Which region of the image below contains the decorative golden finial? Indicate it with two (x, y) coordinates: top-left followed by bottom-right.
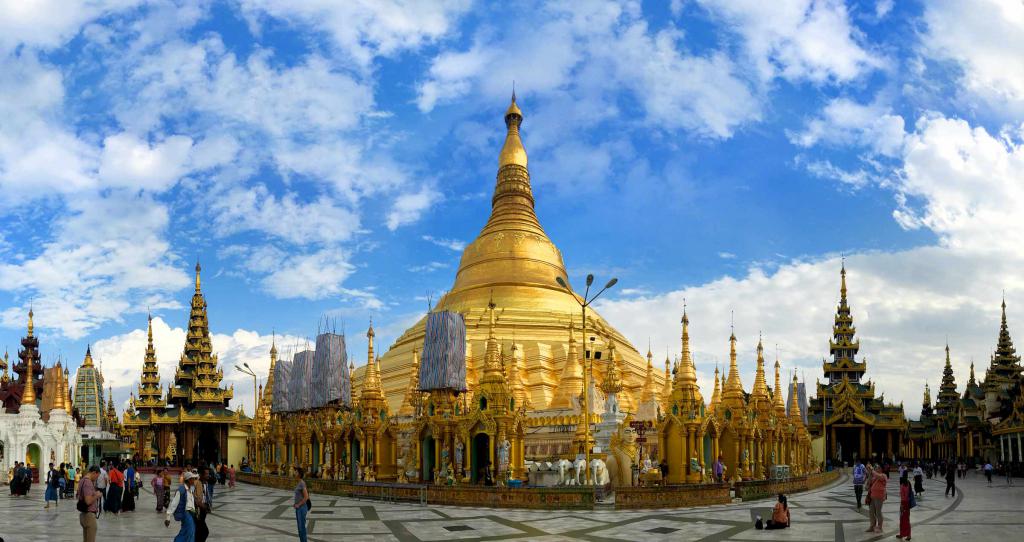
(53, 362), (66, 411)
(22, 353), (36, 404)
(499, 92), (527, 168)
(752, 334), (768, 401)
(789, 373), (802, 421)
(840, 259), (848, 303)
(773, 352), (786, 416)
(27, 307), (34, 338)
(195, 261), (202, 292)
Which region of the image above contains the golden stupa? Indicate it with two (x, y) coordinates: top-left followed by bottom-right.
(367, 95), (662, 432)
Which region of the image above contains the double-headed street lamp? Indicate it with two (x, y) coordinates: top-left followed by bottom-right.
(555, 273), (617, 484)
(236, 363), (260, 466)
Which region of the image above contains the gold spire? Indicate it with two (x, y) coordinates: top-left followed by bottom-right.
(83, 344), (94, 367)
(195, 261), (202, 292)
(773, 356), (786, 417)
(21, 352), (36, 404)
(398, 348), (421, 416)
(751, 335), (769, 403)
(969, 361), (976, 386)
(660, 354), (672, 410)
(550, 317), (584, 409)
(840, 258), (847, 304)
(53, 361), (66, 411)
(1, 350), (9, 383)
(788, 374), (802, 422)
(600, 339), (623, 395)
(923, 382), (931, 407)
(498, 92), (527, 168)
(27, 307), (34, 337)
(64, 366), (72, 414)
(639, 348), (656, 404)
(677, 306), (698, 386)
(708, 365), (721, 413)
(360, 324), (384, 403)
(722, 330), (745, 407)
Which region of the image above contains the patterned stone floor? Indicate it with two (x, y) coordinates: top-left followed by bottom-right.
(0, 471), (1019, 541)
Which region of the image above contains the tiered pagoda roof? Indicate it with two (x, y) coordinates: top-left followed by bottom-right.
(135, 314), (167, 412)
(823, 263), (866, 381)
(935, 344), (959, 417)
(984, 300), (1022, 396)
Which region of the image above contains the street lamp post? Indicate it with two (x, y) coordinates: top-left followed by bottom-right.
(237, 364), (259, 467)
(555, 273), (618, 484)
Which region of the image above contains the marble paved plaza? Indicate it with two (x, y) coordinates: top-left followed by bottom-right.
(1, 472), (1021, 541)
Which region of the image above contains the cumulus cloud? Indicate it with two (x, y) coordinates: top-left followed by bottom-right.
(0, 191), (188, 338)
(0, 0), (140, 52)
(417, 2), (761, 139)
(387, 186), (442, 231)
(237, 0), (472, 68)
(790, 98), (906, 157)
(98, 133), (194, 191)
(696, 0), (884, 83)
(921, 0), (1024, 112)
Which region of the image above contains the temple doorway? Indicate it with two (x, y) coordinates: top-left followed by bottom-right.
(421, 436), (435, 482)
(195, 426), (221, 465)
(311, 436), (320, 475)
(471, 433), (490, 484)
(350, 439), (361, 480)
(25, 443), (41, 469)
(834, 426), (861, 466)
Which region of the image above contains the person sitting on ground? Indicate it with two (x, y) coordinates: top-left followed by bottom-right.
(766, 493), (790, 529)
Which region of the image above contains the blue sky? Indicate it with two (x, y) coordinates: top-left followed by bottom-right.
(1, 0), (1022, 419)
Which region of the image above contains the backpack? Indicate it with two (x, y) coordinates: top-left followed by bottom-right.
(908, 491), (917, 509)
(306, 497), (312, 510)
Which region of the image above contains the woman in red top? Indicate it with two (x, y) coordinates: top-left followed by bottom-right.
(866, 466), (888, 533)
(104, 465), (124, 515)
(897, 476), (912, 540)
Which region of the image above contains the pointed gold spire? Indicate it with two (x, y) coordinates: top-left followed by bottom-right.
(600, 339), (623, 395)
(64, 367), (73, 414)
(499, 92), (527, 168)
(773, 355), (786, 417)
(722, 330), (745, 408)
(639, 348), (656, 404)
(27, 307), (34, 338)
(708, 364), (721, 414)
(751, 334), (769, 403)
(53, 361), (66, 411)
(789, 374), (802, 422)
(194, 261), (202, 292)
(923, 382), (931, 407)
(550, 316), (584, 409)
(21, 352), (36, 404)
(83, 344), (94, 367)
(360, 324), (384, 403)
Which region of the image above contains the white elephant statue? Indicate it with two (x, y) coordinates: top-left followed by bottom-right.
(556, 459), (574, 486)
(589, 458), (610, 486)
(573, 458), (587, 485)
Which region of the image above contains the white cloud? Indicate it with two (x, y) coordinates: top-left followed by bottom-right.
(237, 0), (472, 68)
(718, 252), (736, 259)
(98, 133), (194, 192)
(0, 191), (188, 338)
(417, 3), (761, 140)
(209, 186), (361, 246)
(921, 0), (1024, 111)
(387, 186), (442, 230)
(0, 0), (140, 52)
(790, 98), (906, 157)
(408, 261), (449, 273)
(260, 248), (355, 300)
(422, 235), (466, 251)
(875, 0), (894, 18)
(696, 0), (883, 83)
(88, 316), (303, 419)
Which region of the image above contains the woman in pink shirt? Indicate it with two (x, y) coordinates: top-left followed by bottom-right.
(866, 466), (888, 533)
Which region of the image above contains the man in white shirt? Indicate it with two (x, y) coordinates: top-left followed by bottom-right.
(165, 471), (198, 540)
(95, 461), (109, 517)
